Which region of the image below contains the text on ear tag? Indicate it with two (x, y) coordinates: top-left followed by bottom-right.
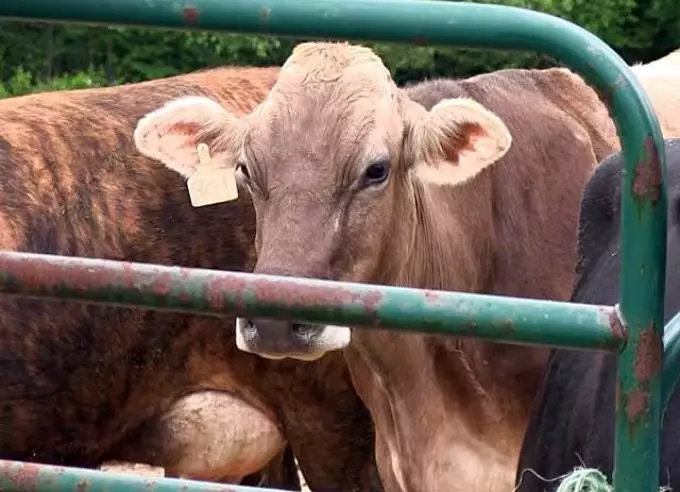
(187, 143), (239, 207)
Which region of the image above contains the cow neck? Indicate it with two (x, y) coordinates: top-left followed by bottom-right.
(383, 175), (493, 293)
(351, 176), (537, 491)
(409, 175), (547, 425)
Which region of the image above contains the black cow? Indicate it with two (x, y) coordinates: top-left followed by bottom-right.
(515, 138), (680, 491)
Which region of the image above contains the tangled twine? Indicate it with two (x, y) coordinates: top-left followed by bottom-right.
(555, 467), (672, 492)
(556, 468), (614, 492)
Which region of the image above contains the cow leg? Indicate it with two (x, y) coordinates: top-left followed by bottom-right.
(108, 391), (288, 484)
(276, 352), (384, 492)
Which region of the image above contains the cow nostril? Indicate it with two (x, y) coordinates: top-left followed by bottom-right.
(291, 323), (306, 335)
(246, 319), (255, 330)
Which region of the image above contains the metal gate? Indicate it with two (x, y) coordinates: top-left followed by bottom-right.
(0, 1), (673, 491)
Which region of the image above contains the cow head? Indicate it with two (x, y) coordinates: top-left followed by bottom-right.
(134, 42), (512, 361)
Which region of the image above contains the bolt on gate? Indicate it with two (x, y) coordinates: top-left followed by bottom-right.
(0, 0), (676, 491)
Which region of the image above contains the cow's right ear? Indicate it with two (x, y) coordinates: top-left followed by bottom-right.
(134, 96), (241, 178)
(409, 97), (511, 186)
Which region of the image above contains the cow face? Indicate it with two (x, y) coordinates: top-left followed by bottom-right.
(134, 42), (512, 361)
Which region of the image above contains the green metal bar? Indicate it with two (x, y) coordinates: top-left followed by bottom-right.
(662, 312), (680, 408)
(0, 1), (668, 490)
(0, 251), (622, 351)
(0, 459), (285, 491)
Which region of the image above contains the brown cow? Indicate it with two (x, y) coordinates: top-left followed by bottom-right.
(0, 66), (382, 491)
(134, 43), (679, 491)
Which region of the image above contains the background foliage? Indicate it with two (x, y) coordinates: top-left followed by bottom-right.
(0, 0), (678, 97)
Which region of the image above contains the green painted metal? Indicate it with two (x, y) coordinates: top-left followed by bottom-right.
(0, 459), (285, 491)
(662, 312), (680, 408)
(0, 1), (670, 491)
(0, 251), (624, 351)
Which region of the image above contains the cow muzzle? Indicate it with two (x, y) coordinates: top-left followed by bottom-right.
(235, 317), (351, 361)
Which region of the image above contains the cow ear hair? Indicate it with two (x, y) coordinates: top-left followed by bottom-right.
(134, 96), (241, 177)
(410, 97), (511, 186)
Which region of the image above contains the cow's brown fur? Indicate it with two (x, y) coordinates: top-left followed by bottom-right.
(0, 66), (382, 491)
(142, 43), (624, 492)
(258, 50), (616, 492)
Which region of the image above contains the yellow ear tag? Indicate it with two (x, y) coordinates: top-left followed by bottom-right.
(187, 143), (239, 207)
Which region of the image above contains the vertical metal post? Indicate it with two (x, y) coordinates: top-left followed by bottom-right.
(614, 75), (667, 492)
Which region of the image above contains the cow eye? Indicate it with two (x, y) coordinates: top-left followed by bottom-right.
(235, 162), (251, 180)
(363, 159), (390, 186)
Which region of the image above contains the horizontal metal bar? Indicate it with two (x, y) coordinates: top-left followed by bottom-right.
(0, 251), (623, 351)
(0, 459), (284, 491)
(0, 0), (625, 51)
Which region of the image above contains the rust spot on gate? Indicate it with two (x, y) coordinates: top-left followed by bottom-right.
(0, 461), (40, 490)
(183, 6), (200, 25)
(152, 272), (173, 296)
(632, 136), (662, 203)
(362, 290), (383, 325)
(412, 35), (428, 46)
(626, 389), (649, 421)
(0, 255), (59, 291)
(202, 276), (386, 325)
(0, 254), (118, 293)
(121, 263), (137, 290)
(623, 325), (662, 423)
(595, 73), (627, 109)
(634, 325), (662, 382)
(251, 280), (384, 324)
(424, 290), (440, 303)
(608, 309), (628, 343)
(204, 275), (246, 311)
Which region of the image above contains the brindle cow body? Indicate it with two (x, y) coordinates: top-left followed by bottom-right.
(135, 43), (680, 492)
(0, 67), (381, 491)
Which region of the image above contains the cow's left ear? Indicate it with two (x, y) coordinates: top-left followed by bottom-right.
(409, 97), (512, 186)
(134, 96), (243, 178)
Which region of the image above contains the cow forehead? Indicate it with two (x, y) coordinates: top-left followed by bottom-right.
(279, 42), (392, 86)
(253, 45), (396, 134)
(241, 43), (405, 177)
(245, 84), (400, 175)
(275, 49), (393, 111)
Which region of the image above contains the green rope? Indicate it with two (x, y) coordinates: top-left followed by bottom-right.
(556, 468), (614, 492)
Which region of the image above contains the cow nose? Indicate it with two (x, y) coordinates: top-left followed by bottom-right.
(236, 317), (313, 358)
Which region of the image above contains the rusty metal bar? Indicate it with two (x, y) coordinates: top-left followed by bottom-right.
(0, 459), (284, 491)
(0, 250), (623, 351)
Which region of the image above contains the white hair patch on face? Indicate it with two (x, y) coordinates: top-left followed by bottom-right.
(313, 325), (352, 352)
(234, 318), (351, 361)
